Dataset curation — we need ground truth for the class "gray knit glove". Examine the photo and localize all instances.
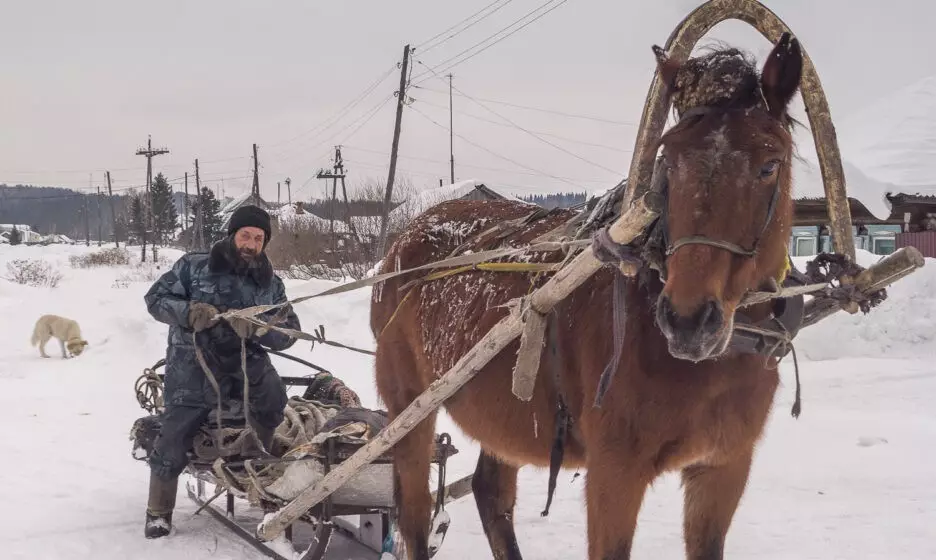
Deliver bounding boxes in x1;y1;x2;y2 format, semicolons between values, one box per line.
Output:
188;302;220;332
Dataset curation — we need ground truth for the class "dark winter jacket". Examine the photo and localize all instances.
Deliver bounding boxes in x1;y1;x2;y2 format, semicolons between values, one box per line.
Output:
144;237;301;409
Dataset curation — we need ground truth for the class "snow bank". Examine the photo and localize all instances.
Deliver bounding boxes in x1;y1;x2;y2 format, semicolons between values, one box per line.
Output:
792;249;936;361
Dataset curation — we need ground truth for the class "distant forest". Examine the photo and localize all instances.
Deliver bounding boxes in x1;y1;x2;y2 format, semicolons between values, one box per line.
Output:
0;184;136;241
518;192;588;209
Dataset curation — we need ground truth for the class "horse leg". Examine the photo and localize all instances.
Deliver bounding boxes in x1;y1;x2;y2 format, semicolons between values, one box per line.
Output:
472;450;523;560
390;410;437;560
585;458;649;560
681;451;754;560
376;340;438;560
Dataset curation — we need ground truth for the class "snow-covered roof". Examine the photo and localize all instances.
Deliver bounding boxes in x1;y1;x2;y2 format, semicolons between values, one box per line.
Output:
219;192;252;215
792;74;936;220
0;224;33;231
273;203;350;233
390;179;503;219
791;155;899;221
839;75;936;193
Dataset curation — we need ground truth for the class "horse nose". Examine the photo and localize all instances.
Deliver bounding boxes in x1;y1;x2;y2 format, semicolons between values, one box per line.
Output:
657;296;724;337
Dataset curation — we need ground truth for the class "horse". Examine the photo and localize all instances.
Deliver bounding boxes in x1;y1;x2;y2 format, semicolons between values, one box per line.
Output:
371;33;803;560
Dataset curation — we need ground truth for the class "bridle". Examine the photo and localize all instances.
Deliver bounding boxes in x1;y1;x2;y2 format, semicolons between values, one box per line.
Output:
636;104;804;364
645;106;786;280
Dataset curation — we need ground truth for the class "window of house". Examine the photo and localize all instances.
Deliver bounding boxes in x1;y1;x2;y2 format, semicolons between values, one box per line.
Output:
873;236;896;255
794;236;817;256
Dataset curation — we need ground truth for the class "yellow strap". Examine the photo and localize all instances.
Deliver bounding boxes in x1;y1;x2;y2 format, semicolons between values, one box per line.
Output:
777;253;792;285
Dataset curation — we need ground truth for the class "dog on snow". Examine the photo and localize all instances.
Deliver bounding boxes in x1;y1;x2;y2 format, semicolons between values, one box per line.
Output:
31;314;89;359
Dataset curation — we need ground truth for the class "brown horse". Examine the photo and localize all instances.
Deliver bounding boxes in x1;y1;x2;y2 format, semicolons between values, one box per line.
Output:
371;34;803;560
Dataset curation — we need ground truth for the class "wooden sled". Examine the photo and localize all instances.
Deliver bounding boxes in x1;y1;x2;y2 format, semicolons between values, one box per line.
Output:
131;355;469;560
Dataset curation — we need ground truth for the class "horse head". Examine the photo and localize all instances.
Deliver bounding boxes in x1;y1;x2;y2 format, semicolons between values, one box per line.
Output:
651;33;802;362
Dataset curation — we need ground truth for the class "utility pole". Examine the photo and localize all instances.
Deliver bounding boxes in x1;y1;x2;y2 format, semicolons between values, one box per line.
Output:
285;177;292;205
106;171;119;248
448;73;455;185
184;172;190;231
83;195;90;246
377;43;411;259
135;135;170;262
316;146;357;253
251;143;260;203
193;159;205;252
96;186;103;246
278;181;281;205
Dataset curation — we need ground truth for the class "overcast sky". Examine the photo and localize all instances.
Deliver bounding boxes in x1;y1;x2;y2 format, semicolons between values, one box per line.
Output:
1;0;933;201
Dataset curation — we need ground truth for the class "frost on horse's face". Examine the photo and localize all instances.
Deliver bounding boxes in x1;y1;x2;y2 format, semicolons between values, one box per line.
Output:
652;39;802;362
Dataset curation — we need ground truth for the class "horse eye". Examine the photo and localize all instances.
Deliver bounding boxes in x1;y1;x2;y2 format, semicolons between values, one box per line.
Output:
759;160;780;179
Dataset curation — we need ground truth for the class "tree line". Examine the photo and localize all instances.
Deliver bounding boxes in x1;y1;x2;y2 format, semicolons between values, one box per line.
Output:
1;172;225;248
518;191;588;209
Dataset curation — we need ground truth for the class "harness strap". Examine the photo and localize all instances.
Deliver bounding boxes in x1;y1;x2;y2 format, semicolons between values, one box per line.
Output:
541;311;571;517
193;332;225;452
593;271;628;408
666;236;757;258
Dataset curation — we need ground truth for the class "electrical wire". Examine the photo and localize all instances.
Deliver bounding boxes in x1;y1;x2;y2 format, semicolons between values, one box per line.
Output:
415;0;517;56
414;69;621;175
413;97;630;153
407;104;588;190
343;145;609;183
413;85;635;126
412;0;571;83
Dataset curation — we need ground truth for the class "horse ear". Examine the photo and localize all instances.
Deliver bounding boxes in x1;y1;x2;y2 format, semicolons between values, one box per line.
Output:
653;45;681;92
760;32;802;118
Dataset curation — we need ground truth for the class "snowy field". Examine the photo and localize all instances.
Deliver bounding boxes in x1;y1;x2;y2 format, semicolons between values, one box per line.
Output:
1;243;934;559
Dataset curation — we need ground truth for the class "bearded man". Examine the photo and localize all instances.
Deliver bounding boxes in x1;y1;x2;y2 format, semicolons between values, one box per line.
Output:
141;205;300;538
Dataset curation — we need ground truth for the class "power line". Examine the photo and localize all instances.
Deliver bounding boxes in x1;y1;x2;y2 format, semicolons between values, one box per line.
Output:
267;93;395;168
415;0;517;56
265;64;398;152
413;84;635;126
415;70;621;175
343;145;609;182
413;97;630;153
412;0;571;82
342;159;595;194
407;104;588;190
338;94;395;145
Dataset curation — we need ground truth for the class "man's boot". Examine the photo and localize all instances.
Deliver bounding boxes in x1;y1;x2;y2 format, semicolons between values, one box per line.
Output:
144;473;178;539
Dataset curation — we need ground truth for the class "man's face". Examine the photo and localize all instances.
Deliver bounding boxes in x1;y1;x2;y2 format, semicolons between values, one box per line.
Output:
233;226;265;261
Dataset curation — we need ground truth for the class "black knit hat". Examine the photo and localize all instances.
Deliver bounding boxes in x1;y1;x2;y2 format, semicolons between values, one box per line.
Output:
227;205;272;244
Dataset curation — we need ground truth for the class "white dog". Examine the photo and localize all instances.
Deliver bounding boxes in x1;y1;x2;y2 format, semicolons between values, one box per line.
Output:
31;314;89;359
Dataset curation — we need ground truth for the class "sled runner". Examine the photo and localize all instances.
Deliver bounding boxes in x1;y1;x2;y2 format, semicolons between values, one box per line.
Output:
131;355;466;560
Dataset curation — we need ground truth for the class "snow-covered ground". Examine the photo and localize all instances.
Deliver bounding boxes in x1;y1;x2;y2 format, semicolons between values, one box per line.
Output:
1;243;934;559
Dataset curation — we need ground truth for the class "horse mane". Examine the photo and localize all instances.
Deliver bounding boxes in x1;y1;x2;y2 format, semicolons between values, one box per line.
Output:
668;45;797;131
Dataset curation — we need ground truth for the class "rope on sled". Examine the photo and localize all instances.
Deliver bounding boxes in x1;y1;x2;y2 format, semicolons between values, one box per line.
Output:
134;361;165;414
185;328;370;504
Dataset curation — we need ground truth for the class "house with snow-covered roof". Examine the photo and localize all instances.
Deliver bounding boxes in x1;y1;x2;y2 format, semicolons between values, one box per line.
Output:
218;191;274;233
388;179;507;223
0;224;44;244
787;75;936;257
